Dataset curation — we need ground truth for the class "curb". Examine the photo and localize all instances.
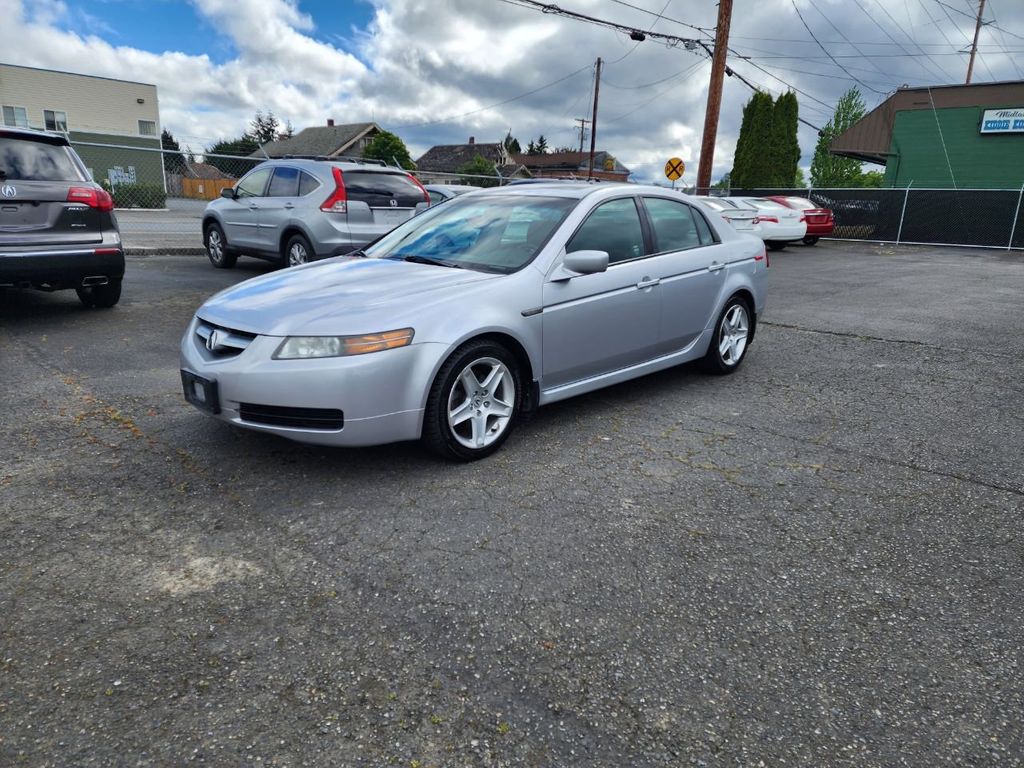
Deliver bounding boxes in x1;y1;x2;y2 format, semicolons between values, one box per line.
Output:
125;246;206;257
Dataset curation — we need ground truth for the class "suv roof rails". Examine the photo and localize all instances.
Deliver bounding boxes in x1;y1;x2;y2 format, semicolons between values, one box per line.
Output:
280;154;391;167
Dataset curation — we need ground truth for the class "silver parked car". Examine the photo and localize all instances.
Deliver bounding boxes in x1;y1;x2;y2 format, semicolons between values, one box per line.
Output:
181;183;768;460
201;157;430;269
423;183;482;204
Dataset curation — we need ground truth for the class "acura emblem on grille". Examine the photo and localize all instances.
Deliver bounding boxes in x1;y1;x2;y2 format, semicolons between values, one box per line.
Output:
389;198;398;207
1;185;15;198
205;329;225;352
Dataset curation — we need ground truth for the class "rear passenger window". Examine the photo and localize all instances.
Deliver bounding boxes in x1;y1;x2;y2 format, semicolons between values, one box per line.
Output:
692;207;715;244
298;171;320;197
567;198;645;264
267;166;300;197
643;197;703;253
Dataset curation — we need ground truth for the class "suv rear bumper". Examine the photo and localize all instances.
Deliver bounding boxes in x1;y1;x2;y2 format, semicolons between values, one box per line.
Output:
0;241;125;289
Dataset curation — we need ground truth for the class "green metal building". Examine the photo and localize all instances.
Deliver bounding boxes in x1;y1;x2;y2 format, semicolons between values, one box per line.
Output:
831;81;1024;189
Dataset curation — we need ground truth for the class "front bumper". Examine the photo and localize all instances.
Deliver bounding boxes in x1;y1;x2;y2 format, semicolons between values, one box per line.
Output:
179;316;447;447
0;237;124;289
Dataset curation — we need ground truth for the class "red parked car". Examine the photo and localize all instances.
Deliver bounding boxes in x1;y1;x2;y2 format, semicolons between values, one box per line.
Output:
766;196;834;245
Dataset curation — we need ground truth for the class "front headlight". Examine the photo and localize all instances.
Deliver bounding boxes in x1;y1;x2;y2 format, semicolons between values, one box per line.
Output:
273;328;415;359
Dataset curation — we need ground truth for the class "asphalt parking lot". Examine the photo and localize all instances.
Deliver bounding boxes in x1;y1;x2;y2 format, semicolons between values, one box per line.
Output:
2;241;1022;767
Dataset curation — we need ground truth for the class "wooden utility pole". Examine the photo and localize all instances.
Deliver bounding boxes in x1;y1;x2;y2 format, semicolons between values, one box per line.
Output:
696;0;733;192
575;118;591;154
966;0;987;84
587;58;602;180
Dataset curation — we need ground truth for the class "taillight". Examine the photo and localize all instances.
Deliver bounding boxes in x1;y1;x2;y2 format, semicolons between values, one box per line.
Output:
67;186;114;212
753;245;769;267
407;173;429;203
320;167;348;213
800;215;807;222
759;215;779;224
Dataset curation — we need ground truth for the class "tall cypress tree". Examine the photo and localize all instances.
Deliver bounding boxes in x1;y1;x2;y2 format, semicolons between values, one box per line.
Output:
771;91;800;187
744;92;777;188
731;94;758;189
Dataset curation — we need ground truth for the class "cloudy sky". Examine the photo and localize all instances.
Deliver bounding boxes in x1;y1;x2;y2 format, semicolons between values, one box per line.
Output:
2;0;1023;182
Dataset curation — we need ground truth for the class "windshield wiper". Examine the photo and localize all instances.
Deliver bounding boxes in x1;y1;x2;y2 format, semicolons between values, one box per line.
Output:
347;248;368;258
400;255;462;269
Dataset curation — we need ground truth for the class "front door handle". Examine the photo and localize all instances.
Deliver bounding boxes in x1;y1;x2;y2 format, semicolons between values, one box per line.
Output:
284;203;295;210
248;204;259;210
636;277;660;289
708;261;724;272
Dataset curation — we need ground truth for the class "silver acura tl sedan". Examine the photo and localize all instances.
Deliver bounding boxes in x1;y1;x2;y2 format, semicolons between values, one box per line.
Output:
181;182;768;461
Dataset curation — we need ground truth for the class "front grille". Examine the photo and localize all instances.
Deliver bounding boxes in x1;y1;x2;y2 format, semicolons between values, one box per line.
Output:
195;320;256;358
238;403;344;431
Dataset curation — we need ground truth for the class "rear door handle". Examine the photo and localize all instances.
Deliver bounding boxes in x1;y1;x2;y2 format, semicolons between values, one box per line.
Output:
284;203;295;210
636;277;660;289
709;261;724;272
248;204;259;210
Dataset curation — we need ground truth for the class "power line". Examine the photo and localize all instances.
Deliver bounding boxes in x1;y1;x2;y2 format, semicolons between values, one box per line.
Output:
790;0;889;94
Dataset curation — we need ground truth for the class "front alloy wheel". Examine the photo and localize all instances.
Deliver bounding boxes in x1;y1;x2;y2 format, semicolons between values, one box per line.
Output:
702;296;751;375
423;340;521;461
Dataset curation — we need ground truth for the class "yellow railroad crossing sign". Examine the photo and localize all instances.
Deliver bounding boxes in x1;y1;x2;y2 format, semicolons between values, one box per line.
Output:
664;157;685;181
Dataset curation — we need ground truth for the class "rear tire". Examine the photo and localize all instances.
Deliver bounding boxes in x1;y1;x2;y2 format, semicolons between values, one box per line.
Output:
803;236;819;245
766;241;787;251
205;223;237;269
284;234;314;267
422;339;522;461
76;278;121;309
701;295;751;375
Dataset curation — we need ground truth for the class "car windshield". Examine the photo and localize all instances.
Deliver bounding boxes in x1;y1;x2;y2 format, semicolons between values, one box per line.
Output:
0;137;84;181
365;194;577;273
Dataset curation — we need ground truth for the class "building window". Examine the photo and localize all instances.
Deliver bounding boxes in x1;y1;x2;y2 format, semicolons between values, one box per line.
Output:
44;110;68;132
138;119;157;136
2;105;29;128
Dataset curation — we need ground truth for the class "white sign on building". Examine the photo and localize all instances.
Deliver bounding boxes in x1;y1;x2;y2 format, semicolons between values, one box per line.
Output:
980;108;1024;134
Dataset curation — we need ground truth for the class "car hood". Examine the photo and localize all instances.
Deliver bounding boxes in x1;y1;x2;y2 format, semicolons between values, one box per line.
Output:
197;257;500;336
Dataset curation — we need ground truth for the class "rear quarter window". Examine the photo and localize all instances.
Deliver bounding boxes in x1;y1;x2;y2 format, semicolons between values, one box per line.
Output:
0;137;85;181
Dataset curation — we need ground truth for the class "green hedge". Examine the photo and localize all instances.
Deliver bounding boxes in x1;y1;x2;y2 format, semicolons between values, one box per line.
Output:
110;183;167;209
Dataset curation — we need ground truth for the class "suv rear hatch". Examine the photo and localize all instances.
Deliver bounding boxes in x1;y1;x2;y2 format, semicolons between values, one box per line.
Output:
0;133;109;247
339;170;427;228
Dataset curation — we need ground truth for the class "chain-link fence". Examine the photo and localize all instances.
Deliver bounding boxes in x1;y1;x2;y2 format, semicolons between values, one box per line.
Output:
726;186;1024;250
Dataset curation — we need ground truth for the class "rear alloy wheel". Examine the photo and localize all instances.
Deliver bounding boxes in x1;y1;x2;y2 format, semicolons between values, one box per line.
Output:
285;234;314;267
803;236;819;245
423;340;522;461
205;223;237;269
701;296;751;375
76;278;122;309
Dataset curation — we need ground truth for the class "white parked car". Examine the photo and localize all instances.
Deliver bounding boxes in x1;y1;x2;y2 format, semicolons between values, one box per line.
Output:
694;196;761;236
728;197;806;250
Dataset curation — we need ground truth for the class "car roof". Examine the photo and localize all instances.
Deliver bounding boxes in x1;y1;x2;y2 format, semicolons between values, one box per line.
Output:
0;126;70;145
258;156;407;172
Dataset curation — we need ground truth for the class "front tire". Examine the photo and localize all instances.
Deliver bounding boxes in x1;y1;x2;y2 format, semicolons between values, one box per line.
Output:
701;295;752;375
284;234;314;267
803;236;819;245
422;340;522;461
76;278;122;308
205;223;237;269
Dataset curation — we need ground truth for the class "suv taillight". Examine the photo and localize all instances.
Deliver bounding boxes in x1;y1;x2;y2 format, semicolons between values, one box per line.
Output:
67;186;114;212
320;167;348;213
407;173;430;203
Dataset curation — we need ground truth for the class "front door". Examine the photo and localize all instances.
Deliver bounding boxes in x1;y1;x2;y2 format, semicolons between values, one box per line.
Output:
541;197;661;390
221;167;271;250
256;166;302;253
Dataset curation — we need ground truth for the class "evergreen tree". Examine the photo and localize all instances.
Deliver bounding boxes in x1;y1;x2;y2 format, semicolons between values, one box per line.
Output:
205;135;260;175
732;91;775;188
249;110;281;145
526;140;536;155
730;96;758;189
283;119;295;139
363;130;415;169
161;129;187;174
457;154;500;187
810;88;868;187
535;134;549;154
503;131;521;154
771;91;800;187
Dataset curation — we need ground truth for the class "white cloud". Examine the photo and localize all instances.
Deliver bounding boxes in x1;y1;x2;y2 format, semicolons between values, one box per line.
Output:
1;0;1021;182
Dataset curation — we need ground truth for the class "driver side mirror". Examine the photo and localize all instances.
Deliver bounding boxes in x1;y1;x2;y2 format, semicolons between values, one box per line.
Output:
220;187;237;200
550;249;609;281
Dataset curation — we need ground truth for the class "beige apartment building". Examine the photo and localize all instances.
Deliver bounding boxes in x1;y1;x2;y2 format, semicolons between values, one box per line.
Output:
0;63;165;191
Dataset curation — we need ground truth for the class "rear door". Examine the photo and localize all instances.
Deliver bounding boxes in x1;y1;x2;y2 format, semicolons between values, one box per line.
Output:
343;170;426;243
0;134;102;247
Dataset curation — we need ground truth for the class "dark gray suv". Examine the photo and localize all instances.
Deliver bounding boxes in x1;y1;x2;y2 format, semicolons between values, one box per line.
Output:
201;157;430;269
0;127;124;307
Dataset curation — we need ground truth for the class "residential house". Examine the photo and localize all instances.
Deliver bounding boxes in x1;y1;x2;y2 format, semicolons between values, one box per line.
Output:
256;120;382;159
0;63;164;191
513;151;631;182
414;137;528;182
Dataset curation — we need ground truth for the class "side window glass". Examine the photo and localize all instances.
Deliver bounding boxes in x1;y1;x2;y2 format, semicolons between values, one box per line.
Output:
643;197;702;253
267;166;300;197
566;198;645;264
298;171;321;197
235;168;271;199
692;206;715;244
